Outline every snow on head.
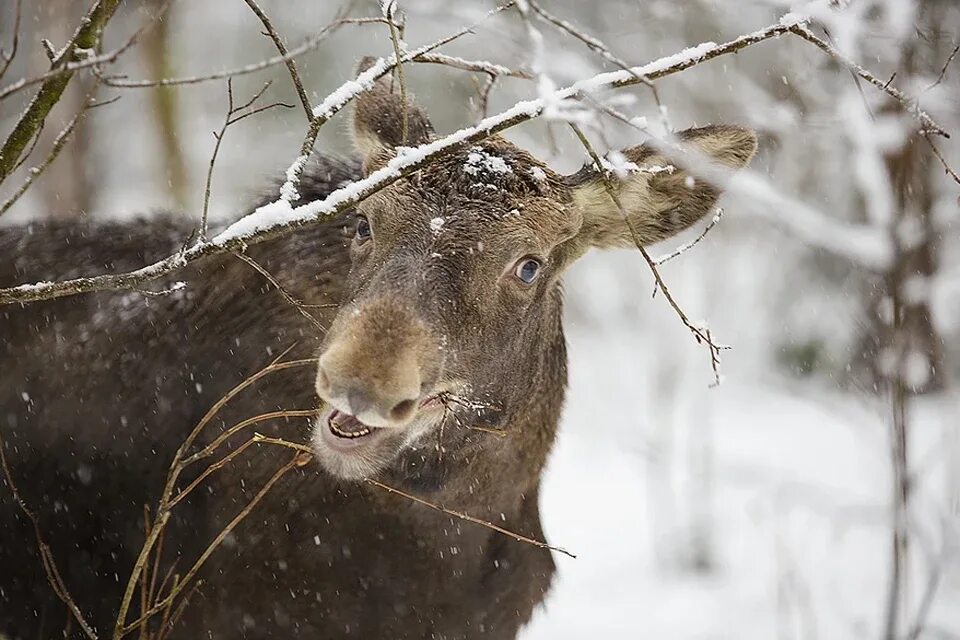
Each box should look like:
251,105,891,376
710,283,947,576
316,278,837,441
464,147,513,177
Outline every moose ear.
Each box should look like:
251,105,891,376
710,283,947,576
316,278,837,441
566,125,757,252
352,56,434,173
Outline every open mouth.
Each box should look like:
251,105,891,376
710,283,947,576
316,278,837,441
327,410,379,440
321,395,444,450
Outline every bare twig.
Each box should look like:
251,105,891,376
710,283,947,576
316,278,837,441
112,350,315,636
248,434,574,557
789,24,948,138
241,0,312,120
923,133,960,187
471,73,499,122
199,79,293,238
0,434,99,639
170,407,316,509
437,392,507,438
0,0,126,184
181,409,318,470
0,0,23,80
99,19,369,89
0,19,798,307
925,44,959,91
0,0,172,102
119,453,305,637
654,207,724,266
0,81,112,217
233,252,328,332
366,478,576,558
383,0,409,144
416,53,529,78
525,0,669,130
280,2,516,211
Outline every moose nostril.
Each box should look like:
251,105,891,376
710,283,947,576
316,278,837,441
390,398,417,423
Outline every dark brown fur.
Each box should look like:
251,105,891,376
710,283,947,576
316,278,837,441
0,68,756,639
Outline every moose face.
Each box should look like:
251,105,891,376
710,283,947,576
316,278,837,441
312,64,757,482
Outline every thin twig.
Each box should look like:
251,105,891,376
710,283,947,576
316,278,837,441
0,81,112,217
568,122,726,386
923,133,960,187
436,392,506,439
112,350,314,636
0,0,126,184
526,0,669,130
415,53,529,78
282,2,515,209
0,0,172,102
199,79,292,238
249,434,574,557
471,73,498,122
0,20,839,307
101,17,385,89
181,409,318,469
241,0,312,120
168,438,258,509
233,252,328,332
120,453,305,637
0,0,23,80
925,44,959,91
0,434,99,639
366,478,576,558
383,0,409,144
654,208,724,265
789,24,948,138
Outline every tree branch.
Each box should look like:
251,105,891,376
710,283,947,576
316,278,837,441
0,434,99,639
0,80,113,217
788,23,949,138
0,19,799,307
241,0,313,120
0,0,23,80
0,0,126,184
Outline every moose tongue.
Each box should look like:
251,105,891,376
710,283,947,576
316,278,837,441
328,410,376,439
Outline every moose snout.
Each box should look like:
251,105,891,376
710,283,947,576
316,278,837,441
315,300,437,428
316,351,421,427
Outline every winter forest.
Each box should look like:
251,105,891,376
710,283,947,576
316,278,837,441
0,0,958,638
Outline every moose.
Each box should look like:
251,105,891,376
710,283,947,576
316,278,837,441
0,66,756,638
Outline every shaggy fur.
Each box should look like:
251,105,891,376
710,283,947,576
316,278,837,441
0,68,755,639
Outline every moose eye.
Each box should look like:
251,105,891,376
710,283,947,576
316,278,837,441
355,215,372,243
513,257,542,285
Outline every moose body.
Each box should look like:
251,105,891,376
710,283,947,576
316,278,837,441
0,68,756,639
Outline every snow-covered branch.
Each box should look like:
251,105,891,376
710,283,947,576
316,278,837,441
0,20,798,306
0,13,948,306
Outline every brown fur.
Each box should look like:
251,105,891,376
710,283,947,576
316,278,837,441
0,63,756,639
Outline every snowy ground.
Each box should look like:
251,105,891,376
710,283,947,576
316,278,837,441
522,314,959,639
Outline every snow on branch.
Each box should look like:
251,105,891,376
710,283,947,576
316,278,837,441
0,15,945,306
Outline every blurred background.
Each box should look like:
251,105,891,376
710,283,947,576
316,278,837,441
2,0,958,637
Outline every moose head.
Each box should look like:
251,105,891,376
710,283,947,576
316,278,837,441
312,64,757,494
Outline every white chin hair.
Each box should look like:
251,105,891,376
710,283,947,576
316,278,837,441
310,413,441,481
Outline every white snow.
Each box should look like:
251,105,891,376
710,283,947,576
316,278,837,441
464,147,513,176
520,313,960,639
279,154,308,202
429,217,445,234
215,37,725,247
